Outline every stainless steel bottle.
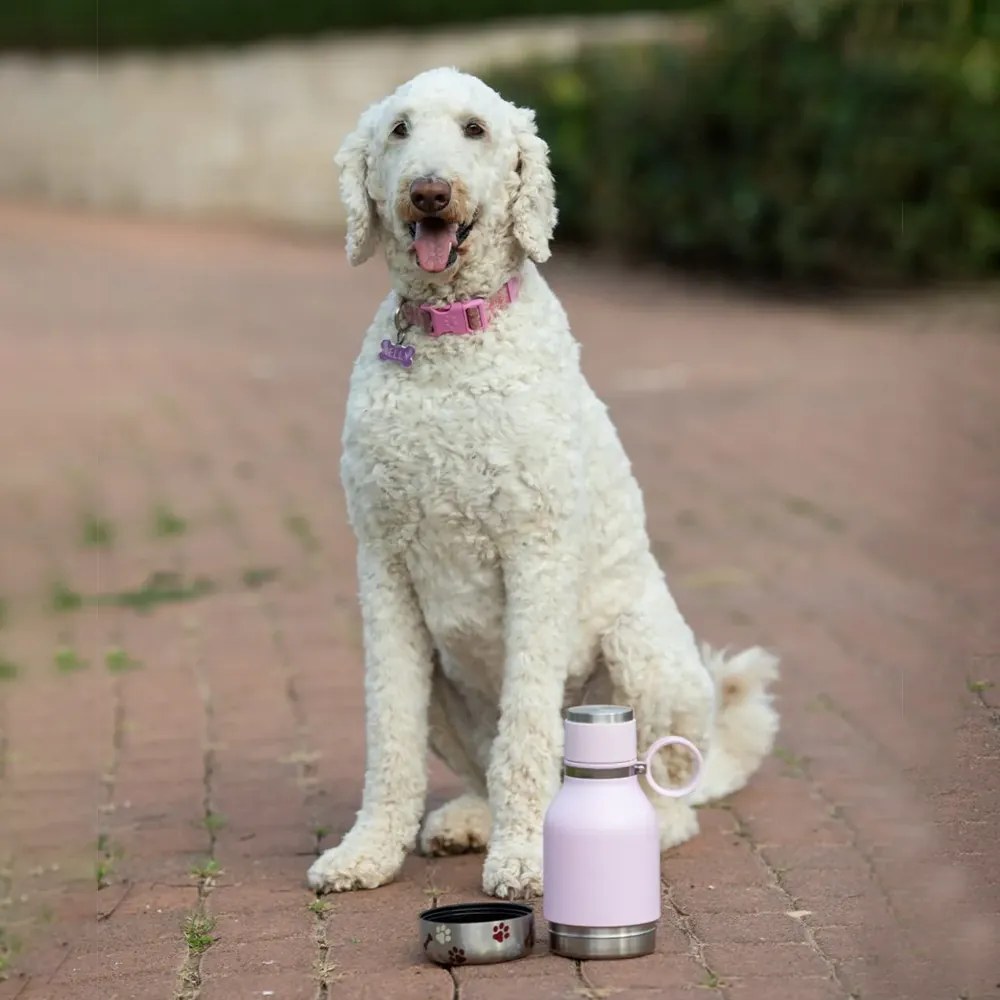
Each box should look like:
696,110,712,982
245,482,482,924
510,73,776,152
542,705,703,959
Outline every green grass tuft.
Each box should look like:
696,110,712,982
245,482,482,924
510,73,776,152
699,970,723,990
0,928,21,981
200,811,226,834
54,645,88,674
241,566,280,590
97,571,214,613
81,513,115,549
182,913,216,954
50,581,83,613
772,745,808,774
95,857,113,889
967,678,995,694
105,647,142,673
190,858,223,880
152,504,187,539
784,496,845,532
284,513,320,554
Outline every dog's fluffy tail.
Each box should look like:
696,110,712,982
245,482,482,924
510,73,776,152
690,644,779,806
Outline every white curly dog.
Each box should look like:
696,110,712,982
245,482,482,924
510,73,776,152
308,67,779,900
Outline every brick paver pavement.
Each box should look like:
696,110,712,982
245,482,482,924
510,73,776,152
0,202,997,1000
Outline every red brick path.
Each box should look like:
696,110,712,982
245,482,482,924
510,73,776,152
0,203,997,1000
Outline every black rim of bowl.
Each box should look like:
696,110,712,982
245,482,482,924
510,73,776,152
420,902,532,924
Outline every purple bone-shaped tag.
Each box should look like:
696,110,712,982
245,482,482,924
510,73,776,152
379,339,416,368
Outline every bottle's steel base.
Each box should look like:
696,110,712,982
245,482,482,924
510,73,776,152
548,921,657,960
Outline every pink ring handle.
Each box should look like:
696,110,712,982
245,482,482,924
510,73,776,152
643,736,703,798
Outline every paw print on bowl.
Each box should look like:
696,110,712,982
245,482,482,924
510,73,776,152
447,947,467,965
492,922,510,943
434,926,451,945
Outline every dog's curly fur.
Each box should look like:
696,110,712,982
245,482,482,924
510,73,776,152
307,67,779,900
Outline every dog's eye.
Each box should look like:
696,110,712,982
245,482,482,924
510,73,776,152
463,120,486,139
390,121,409,139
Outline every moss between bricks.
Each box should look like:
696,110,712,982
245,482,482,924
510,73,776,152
181,913,216,954
48,565,281,617
105,647,142,674
80,513,115,549
0,928,20,981
151,505,187,539
284,513,320,554
54,645,88,674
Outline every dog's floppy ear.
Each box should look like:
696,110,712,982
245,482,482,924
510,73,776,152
334,104,381,266
511,108,557,263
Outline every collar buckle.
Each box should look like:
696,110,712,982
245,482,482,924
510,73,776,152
421,298,488,336
397,274,521,339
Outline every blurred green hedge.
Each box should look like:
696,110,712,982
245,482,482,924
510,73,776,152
0,0,710,52
488,0,1000,285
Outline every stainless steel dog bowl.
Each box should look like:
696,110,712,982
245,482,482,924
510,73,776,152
419,902,534,966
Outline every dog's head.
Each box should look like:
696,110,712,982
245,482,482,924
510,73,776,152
335,68,556,295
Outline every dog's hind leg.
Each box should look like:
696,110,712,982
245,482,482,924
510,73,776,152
420,793,492,856
421,664,493,856
602,565,779,846
600,568,716,850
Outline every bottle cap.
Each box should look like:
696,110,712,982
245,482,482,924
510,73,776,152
565,705,634,725
563,704,637,765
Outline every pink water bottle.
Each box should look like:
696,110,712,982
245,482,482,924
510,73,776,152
543,705,703,959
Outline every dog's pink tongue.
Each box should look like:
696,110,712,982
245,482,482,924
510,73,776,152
412,221,458,272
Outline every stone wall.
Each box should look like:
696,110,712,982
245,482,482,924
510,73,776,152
0,14,703,230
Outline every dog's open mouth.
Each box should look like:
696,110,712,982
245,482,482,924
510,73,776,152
408,218,475,273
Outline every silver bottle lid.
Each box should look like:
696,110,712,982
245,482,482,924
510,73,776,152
564,705,634,725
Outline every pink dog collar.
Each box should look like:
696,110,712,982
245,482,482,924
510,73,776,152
396,275,521,337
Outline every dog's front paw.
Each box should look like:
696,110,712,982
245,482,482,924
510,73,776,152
307,833,404,893
482,840,543,899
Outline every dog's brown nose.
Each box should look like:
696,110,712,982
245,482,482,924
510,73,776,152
410,177,452,214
